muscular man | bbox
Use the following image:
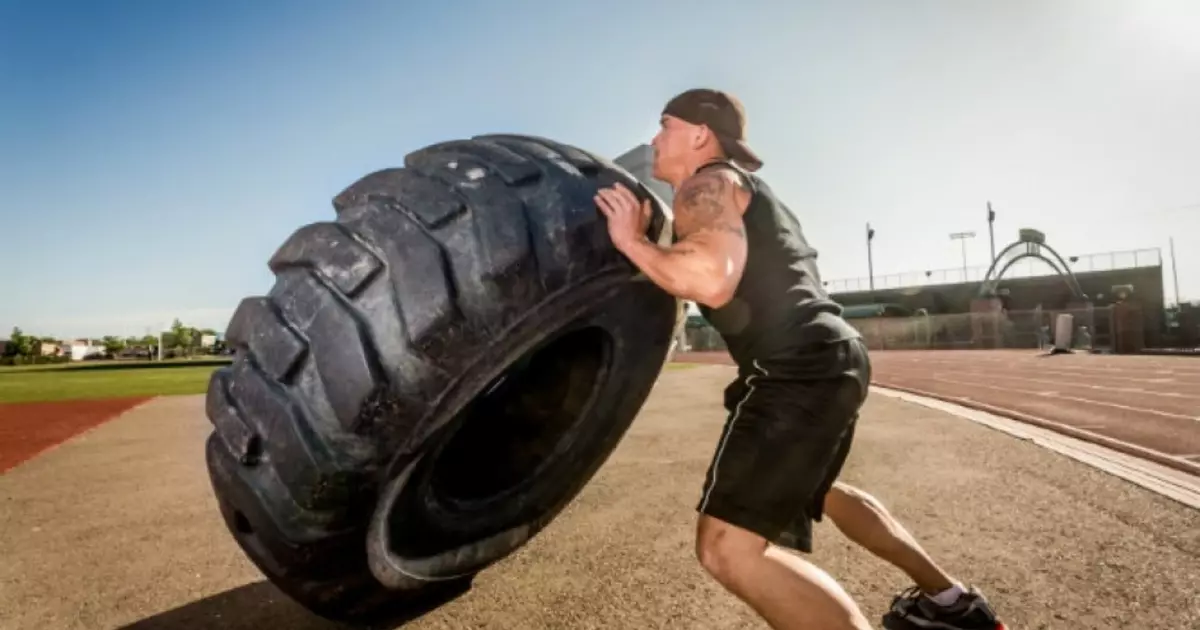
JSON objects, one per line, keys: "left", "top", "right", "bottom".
{"left": 594, "top": 88, "right": 1006, "bottom": 630}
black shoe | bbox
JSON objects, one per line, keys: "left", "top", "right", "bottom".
{"left": 880, "top": 585, "right": 1006, "bottom": 630}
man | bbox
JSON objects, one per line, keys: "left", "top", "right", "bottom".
{"left": 594, "top": 88, "right": 1006, "bottom": 630}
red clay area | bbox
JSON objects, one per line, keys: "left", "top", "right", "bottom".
{"left": 0, "top": 397, "right": 151, "bottom": 474}
{"left": 673, "top": 350, "right": 1200, "bottom": 461}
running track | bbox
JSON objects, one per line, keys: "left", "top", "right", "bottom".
{"left": 672, "top": 350, "right": 1200, "bottom": 465}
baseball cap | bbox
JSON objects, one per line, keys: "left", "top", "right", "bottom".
{"left": 661, "top": 88, "right": 764, "bottom": 172}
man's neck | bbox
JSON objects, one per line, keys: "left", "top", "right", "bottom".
{"left": 668, "top": 155, "right": 726, "bottom": 191}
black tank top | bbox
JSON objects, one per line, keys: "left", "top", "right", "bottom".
{"left": 693, "top": 160, "right": 861, "bottom": 369}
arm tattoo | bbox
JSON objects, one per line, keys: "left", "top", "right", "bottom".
{"left": 677, "top": 174, "right": 726, "bottom": 226}
{"left": 675, "top": 170, "right": 747, "bottom": 240}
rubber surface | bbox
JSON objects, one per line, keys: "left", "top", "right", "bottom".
{"left": 204, "top": 134, "right": 680, "bottom": 623}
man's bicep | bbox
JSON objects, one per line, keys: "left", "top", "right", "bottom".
{"left": 677, "top": 225, "right": 748, "bottom": 285}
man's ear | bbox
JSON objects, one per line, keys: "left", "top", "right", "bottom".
{"left": 700, "top": 126, "right": 722, "bottom": 153}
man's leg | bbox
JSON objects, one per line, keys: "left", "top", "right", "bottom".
{"left": 815, "top": 339, "right": 1005, "bottom": 630}
{"left": 695, "top": 354, "right": 875, "bottom": 629}
{"left": 695, "top": 515, "right": 871, "bottom": 630}
{"left": 822, "top": 484, "right": 1005, "bottom": 630}
{"left": 822, "top": 483, "right": 956, "bottom": 595}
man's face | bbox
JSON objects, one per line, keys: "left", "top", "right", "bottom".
{"left": 650, "top": 114, "right": 701, "bottom": 183}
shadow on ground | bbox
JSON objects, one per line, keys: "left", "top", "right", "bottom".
{"left": 117, "top": 579, "right": 471, "bottom": 630}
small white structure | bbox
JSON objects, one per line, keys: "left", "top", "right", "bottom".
{"left": 1052, "top": 314, "right": 1075, "bottom": 353}
{"left": 68, "top": 339, "right": 105, "bottom": 361}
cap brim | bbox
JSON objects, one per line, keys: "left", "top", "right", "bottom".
{"left": 718, "top": 136, "right": 764, "bottom": 172}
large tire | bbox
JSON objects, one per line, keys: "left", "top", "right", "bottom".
{"left": 205, "top": 134, "right": 681, "bottom": 624}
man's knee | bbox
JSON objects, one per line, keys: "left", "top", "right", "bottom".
{"left": 695, "top": 515, "right": 768, "bottom": 585}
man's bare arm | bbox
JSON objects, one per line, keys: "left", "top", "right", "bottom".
{"left": 613, "top": 168, "right": 750, "bottom": 308}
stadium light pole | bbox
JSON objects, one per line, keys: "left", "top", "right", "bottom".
{"left": 1170, "top": 236, "right": 1181, "bottom": 307}
{"left": 866, "top": 222, "right": 876, "bottom": 297}
{"left": 986, "top": 201, "right": 997, "bottom": 264}
{"left": 949, "top": 231, "right": 976, "bottom": 282}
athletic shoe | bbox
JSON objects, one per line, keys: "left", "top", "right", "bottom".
{"left": 881, "top": 585, "right": 1007, "bottom": 630}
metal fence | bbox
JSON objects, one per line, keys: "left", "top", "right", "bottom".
{"left": 682, "top": 321, "right": 728, "bottom": 352}
{"left": 849, "top": 306, "right": 1114, "bottom": 351}
{"left": 680, "top": 306, "right": 1114, "bottom": 353}
{"left": 825, "top": 248, "right": 1162, "bottom": 294}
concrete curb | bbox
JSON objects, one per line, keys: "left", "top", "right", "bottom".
{"left": 872, "top": 385, "right": 1200, "bottom": 511}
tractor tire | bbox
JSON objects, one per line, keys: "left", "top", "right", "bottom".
{"left": 205, "top": 133, "right": 682, "bottom": 624}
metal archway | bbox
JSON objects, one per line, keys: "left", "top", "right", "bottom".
{"left": 977, "top": 229, "right": 1088, "bottom": 300}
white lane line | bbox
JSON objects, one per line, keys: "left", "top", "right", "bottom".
{"left": 927, "top": 374, "right": 1199, "bottom": 422}
{"left": 930, "top": 369, "right": 1200, "bottom": 401}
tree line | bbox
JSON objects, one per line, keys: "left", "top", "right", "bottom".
{"left": 2, "top": 318, "right": 225, "bottom": 366}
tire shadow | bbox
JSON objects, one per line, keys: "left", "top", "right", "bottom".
{"left": 117, "top": 579, "right": 471, "bottom": 630}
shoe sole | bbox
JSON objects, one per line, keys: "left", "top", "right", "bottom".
{"left": 882, "top": 614, "right": 1006, "bottom": 630}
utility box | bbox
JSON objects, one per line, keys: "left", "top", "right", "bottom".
{"left": 970, "top": 297, "right": 1004, "bottom": 349}
{"left": 1113, "top": 302, "right": 1146, "bottom": 354}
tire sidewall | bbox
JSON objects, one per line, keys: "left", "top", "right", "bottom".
{"left": 366, "top": 270, "right": 678, "bottom": 589}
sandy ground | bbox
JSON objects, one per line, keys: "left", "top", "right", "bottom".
{"left": 2, "top": 365, "right": 1198, "bottom": 630}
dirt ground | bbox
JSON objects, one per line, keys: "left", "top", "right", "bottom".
{"left": 2, "top": 366, "right": 1198, "bottom": 630}
{"left": 0, "top": 397, "right": 150, "bottom": 473}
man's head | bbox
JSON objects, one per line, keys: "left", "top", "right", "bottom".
{"left": 650, "top": 88, "right": 763, "bottom": 187}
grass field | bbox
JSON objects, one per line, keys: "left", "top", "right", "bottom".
{"left": 0, "top": 362, "right": 226, "bottom": 404}
{"left": 0, "top": 357, "right": 698, "bottom": 405}
{"left": 0, "top": 357, "right": 230, "bottom": 373}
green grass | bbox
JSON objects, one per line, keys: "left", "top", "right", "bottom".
{"left": 0, "top": 363, "right": 224, "bottom": 404}
{"left": 0, "top": 356, "right": 703, "bottom": 405}
{"left": 0, "top": 357, "right": 230, "bottom": 373}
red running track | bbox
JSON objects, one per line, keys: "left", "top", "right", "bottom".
{"left": 672, "top": 350, "right": 1200, "bottom": 462}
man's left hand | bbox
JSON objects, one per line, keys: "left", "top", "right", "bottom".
{"left": 595, "top": 183, "right": 651, "bottom": 251}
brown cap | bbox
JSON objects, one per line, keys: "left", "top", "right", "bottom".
{"left": 662, "top": 88, "right": 763, "bottom": 172}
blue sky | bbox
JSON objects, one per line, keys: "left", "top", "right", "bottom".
{"left": 1, "top": 0, "right": 1197, "bottom": 338}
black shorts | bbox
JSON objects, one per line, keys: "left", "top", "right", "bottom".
{"left": 696, "top": 337, "right": 871, "bottom": 553}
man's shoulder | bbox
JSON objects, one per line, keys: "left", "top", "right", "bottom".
{"left": 675, "top": 164, "right": 753, "bottom": 220}
{"left": 688, "top": 160, "right": 756, "bottom": 194}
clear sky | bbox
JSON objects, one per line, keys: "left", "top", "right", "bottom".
{"left": 2, "top": 0, "right": 1197, "bottom": 339}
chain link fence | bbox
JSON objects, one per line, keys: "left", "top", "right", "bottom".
{"left": 680, "top": 306, "right": 1114, "bottom": 353}
{"left": 825, "top": 248, "right": 1161, "bottom": 294}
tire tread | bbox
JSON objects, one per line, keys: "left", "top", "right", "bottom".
{"left": 206, "top": 134, "right": 670, "bottom": 620}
